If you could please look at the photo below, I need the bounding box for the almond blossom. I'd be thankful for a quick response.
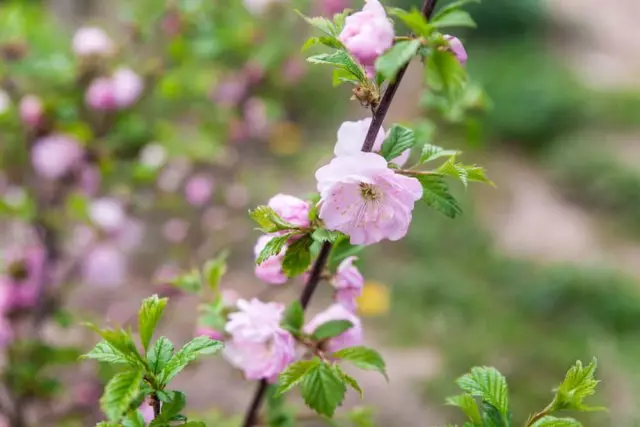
[334,117,409,166]
[304,303,363,353]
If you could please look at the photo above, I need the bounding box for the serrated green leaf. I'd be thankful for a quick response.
[301,363,346,417]
[203,251,228,292]
[333,68,360,87]
[550,358,603,412]
[170,269,202,293]
[307,50,367,83]
[276,359,320,396]
[159,336,223,384]
[249,206,299,233]
[123,410,145,427]
[153,391,186,423]
[147,336,174,375]
[380,124,416,162]
[426,49,467,97]
[456,367,509,418]
[420,144,459,163]
[312,229,344,244]
[437,156,469,187]
[282,301,304,334]
[332,346,387,380]
[335,365,363,398]
[301,36,342,52]
[328,237,364,269]
[416,175,463,218]
[433,0,480,19]
[82,341,132,366]
[85,326,145,368]
[138,295,168,352]
[432,10,476,28]
[464,166,494,186]
[481,402,508,427]
[311,320,354,341]
[282,235,313,277]
[256,234,291,265]
[375,39,421,82]
[295,10,337,36]
[446,394,482,424]
[388,7,432,36]
[100,370,144,421]
[530,416,582,427]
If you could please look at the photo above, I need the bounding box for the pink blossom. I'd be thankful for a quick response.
[334,117,409,166]
[332,256,363,311]
[253,235,287,285]
[1,246,44,310]
[79,165,101,196]
[72,27,114,57]
[112,68,144,108]
[196,326,225,341]
[31,134,83,180]
[339,0,394,77]
[224,298,295,380]
[184,174,215,207]
[19,95,44,128]
[315,152,422,245]
[81,244,126,287]
[89,198,126,233]
[162,218,189,243]
[319,0,350,16]
[304,304,362,353]
[444,35,468,64]
[268,194,311,228]
[85,77,117,111]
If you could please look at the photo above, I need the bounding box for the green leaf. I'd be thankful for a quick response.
[159,336,223,384]
[481,402,508,427]
[388,8,432,36]
[426,49,467,97]
[328,237,364,269]
[123,410,145,427]
[420,144,459,164]
[311,320,354,341]
[203,251,228,292]
[154,391,186,423]
[300,363,346,417]
[334,365,363,398]
[100,370,144,421]
[276,359,320,396]
[333,68,360,87]
[437,156,469,187]
[332,346,387,380]
[375,39,421,82]
[85,326,145,368]
[456,367,509,418]
[302,36,342,51]
[312,229,344,244]
[169,269,202,293]
[431,10,476,28]
[295,10,337,36]
[550,358,603,412]
[446,394,482,425]
[82,341,133,366]
[138,295,168,352]
[416,175,463,218]
[433,0,480,19]
[96,423,121,427]
[530,416,582,427]
[307,50,367,83]
[282,235,313,277]
[181,422,206,427]
[464,166,494,186]
[380,124,416,162]
[256,234,291,265]
[281,301,304,334]
[147,336,174,375]
[249,206,299,233]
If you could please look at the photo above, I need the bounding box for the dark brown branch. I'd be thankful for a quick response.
[240,1,440,425]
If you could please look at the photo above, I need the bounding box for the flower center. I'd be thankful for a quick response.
[359,183,380,201]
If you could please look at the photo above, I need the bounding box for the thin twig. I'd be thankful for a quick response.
[240,2,440,425]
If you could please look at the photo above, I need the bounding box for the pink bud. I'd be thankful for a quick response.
[267,194,310,228]
[112,68,144,108]
[72,27,115,57]
[31,134,83,180]
[444,35,468,64]
[19,95,44,128]
[254,235,287,285]
[339,0,394,77]
[82,244,126,288]
[139,401,155,423]
[184,174,215,207]
[85,77,117,111]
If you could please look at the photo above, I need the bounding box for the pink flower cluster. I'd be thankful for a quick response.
[339,0,394,78]
[86,68,144,111]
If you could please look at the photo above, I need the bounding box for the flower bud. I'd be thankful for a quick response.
[444,35,468,64]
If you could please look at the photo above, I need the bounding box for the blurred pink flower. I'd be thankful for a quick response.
[19,95,44,128]
[73,380,101,407]
[211,77,247,108]
[243,61,266,86]
[196,326,225,341]
[72,27,114,57]
[243,97,269,138]
[89,198,126,233]
[316,152,422,245]
[112,68,144,108]
[268,194,311,228]
[253,235,287,285]
[1,245,45,310]
[224,298,296,380]
[221,289,240,307]
[332,256,363,312]
[31,134,83,180]
[184,174,215,207]
[79,165,101,196]
[319,0,350,16]
[282,57,306,84]
[339,0,394,78]
[334,117,409,166]
[85,77,117,111]
[242,0,286,15]
[114,219,145,252]
[304,303,362,353]
[162,218,189,243]
[444,35,468,64]
[139,401,155,424]
[81,244,126,288]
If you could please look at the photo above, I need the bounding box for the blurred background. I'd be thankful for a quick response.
[1,0,640,426]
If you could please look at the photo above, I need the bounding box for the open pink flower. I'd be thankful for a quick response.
[334,118,409,166]
[31,134,83,180]
[332,256,363,311]
[72,27,114,57]
[224,299,295,380]
[268,194,311,228]
[316,152,422,245]
[304,304,363,353]
[254,235,287,285]
[339,0,394,77]
[444,35,468,64]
